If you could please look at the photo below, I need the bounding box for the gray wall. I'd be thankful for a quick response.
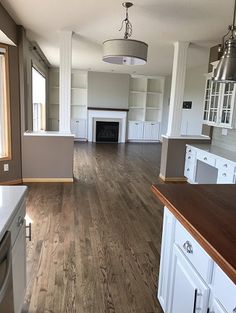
[22,136,74,179]
[212,128,236,152]
[88,71,129,109]
[0,4,22,184]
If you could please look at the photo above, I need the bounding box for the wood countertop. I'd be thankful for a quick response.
[152,184,236,284]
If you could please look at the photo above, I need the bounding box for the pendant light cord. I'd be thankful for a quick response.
[119,3,133,39]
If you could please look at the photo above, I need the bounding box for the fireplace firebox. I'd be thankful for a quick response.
[96,121,119,142]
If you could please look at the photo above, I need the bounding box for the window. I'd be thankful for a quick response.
[32,66,46,132]
[0,45,11,160]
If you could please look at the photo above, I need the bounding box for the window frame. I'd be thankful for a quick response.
[0,43,11,161]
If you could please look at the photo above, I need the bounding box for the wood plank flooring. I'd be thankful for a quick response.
[22,143,165,313]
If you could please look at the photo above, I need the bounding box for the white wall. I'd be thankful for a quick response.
[181,64,207,135]
[88,71,130,109]
[161,64,207,137]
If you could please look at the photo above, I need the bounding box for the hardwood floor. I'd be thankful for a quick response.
[22,143,165,313]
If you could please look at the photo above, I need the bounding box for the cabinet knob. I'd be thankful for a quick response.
[222,173,227,177]
[233,307,236,313]
[189,149,192,152]
[204,157,208,161]
[223,163,228,168]
[188,156,191,159]
[183,241,193,254]
[187,168,190,172]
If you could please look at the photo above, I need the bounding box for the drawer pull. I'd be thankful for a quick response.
[135,123,139,125]
[17,216,24,227]
[183,241,193,254]
[188,156,191,159]
[188,149,192,153]
[223,163,228,168]
[193,289,202,313]
[204,157,208,161]
[233,308,236,313]
[222,173,227,177]
[187,168,190,172]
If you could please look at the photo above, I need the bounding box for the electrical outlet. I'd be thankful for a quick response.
[4,164,9,172]
[222,128,228,136]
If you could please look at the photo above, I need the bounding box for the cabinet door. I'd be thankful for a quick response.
[157,207,176,312]
[208,81,222,125]
[209,298,227,313]
[168,245,209,313]
[127,121,143,140]
[143,122,159,140]
[219,82,236,128]
[203,77,212,122]
[71,119,87,139]
[12,221,26,313]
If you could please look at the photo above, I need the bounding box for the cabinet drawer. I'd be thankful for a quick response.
[175,221,213,282]
[197,150,216,167]
[216,158,236,173]
[9,199,26,247]
[184,161,195,182]
[212,264,236,313]
[217,169,235,184]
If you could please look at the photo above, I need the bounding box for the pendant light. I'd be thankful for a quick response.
[103,2,148,65]
[213,0,236,82]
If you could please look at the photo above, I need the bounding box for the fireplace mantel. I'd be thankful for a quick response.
[87,109,128,143]
[87,107,129,112]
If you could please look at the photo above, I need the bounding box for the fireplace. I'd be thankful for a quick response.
[96,121,119,142]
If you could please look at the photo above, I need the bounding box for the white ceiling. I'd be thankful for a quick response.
[1,0,234,76]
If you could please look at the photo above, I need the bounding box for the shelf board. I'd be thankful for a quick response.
[130,90,146,94]
[129,106,145,109]
[147,91,162,95]
[71,87,87,90]
[50,86,59,89]
[49,103,59,105]
[71,104,87,107]
[146,107,161,110]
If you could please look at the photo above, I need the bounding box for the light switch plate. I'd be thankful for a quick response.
[222,128,228,136]
[4,164,9,172]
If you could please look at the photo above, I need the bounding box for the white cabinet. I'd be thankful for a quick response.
[158,208,176,312]
[71,118,87,139]
[127,121,143,140]
[128,121,160,141]
[209,298,228,313]
[158,206,236,313]
[168,245,210,313]
[203,73,236,128]
[184,145,236,184]
[143,122,159,140]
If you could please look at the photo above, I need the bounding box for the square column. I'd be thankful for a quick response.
[59,31,72,133]
[167,41,189,137]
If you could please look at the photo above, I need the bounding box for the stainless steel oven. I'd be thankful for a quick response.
[0,231,14,313]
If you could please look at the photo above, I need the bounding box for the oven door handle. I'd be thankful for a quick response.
[0,232,12,304]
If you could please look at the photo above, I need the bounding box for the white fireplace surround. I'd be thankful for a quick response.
[88,109,128,143]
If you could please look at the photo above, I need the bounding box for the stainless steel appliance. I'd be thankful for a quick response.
[0,231,14,313]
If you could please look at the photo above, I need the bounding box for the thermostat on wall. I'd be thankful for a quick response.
[183,101,192,109]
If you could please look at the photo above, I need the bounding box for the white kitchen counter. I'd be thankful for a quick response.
[0,186,27,241]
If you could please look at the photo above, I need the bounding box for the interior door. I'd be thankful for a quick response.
[168,245,209,313]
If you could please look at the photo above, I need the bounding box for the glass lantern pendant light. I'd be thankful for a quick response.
[103,2,148,65]
[213,0,236,82]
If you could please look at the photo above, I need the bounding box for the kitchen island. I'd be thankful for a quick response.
[0,186,27,313]
[152,184,236,313]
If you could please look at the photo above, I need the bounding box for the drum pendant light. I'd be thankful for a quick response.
[103,2,148,65]
[213,0,236,82]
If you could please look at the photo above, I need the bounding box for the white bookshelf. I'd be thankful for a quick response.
[128,75,165,141]
[48,69,88,139]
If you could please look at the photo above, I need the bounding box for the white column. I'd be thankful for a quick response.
[166,41,189,137]
[59,31,72,133]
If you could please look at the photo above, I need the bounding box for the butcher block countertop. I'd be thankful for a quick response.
[152,184,236,284]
